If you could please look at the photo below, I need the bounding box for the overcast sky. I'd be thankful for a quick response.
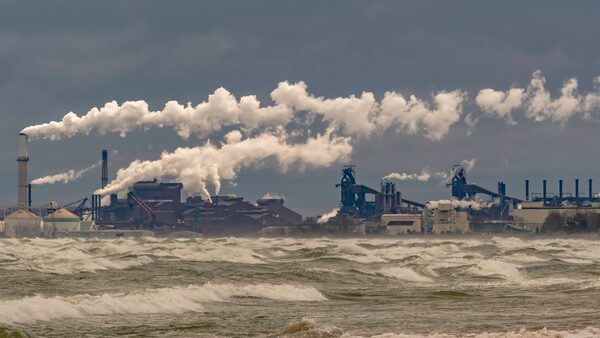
[1,1,599,216]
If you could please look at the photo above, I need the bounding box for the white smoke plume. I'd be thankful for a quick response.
[22,88,293,141]
[22,72,600,145]
[261,192,283,200]
[426,199,485,210]
[317,208,339,223]
[460,158,476,172]
[271,81,378,136]
[95,129,352,202]
[377,90,466,140]
[476,71,600,125]
[583,76,600,118]
[475,88,524,124]
[384,158,475,183]
[526,71,582,123]
[23,81,466,142]
[31,162,100,185]
[383,169,447,182]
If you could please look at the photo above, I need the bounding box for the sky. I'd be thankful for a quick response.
[1,1,599,216]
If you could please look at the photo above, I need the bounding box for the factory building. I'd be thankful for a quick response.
[423,202,469,234]
[93,178,304,234]
[513,201,600,232]
[335,166,424,219]
[381,214,422,235]
[4,209,43,238]
[256,198,302,225]
[512,179,600,232]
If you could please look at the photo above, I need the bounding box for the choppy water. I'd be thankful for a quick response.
[0,236,599,337]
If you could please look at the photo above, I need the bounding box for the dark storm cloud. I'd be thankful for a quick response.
[1,1,599,214]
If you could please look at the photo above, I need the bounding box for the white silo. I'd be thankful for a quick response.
[43,208,80,237]
[4,209,43,238]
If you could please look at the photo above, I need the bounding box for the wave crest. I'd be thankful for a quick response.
[0,283,326,325]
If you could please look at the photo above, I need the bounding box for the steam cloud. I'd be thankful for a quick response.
[425,199,486,210]
[22,89,293,141]
[475,88,524,125]
[317,208,339,223]
[22,71,600,144]
[383,170,448,182]
[23,82,466,142]
[384,158,476,183]
[475,70,600,125]
[261,192,283,200]
[460,158,476,172]
[31,162,100,185]
[95,129,351,201]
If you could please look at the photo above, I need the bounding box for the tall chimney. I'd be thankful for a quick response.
[525,180,530,201]
[542,179,547,204]
[575,179,579,199]
[101,149,108,189]
[17,133,29,209]
[559,179,563,200]
[589,179,593,201]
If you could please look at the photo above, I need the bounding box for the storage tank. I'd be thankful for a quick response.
[4,209,42,238]
[43,208,80,237]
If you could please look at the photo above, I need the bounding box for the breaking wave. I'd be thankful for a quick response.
[0,237,598,289]
[0,283,326,325]
[468,260,525,281]
[377,267,433,283]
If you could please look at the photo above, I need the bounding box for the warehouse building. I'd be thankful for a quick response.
[381,214,422,235]
[423,202,469,234]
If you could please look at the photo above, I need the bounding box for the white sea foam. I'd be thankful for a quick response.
[468,260,525,282]
[378,267,433,283]
[365,326,600,337]
[332,243,387,263]
[0,283,326,325]
[0,239,153,274]
[280,319,600,338]
[1,237,598,281]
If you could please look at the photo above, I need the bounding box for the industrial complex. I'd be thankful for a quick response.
[2,133,600,238]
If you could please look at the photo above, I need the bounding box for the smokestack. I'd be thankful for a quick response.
[542,179,547,204]
[575,179,579,199]
[525,180,530,201]
[28,184,32,209]
[589,179,593,201]
[498,182,505,195]
[559,180,563,200]
[17,133,29,209]
[101,149,108,189]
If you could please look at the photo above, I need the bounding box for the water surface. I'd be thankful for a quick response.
[0,236,599,337]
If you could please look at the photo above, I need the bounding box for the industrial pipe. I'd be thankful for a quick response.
[525,180,530,201]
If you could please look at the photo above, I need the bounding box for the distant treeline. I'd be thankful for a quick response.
[543,211,600,233]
